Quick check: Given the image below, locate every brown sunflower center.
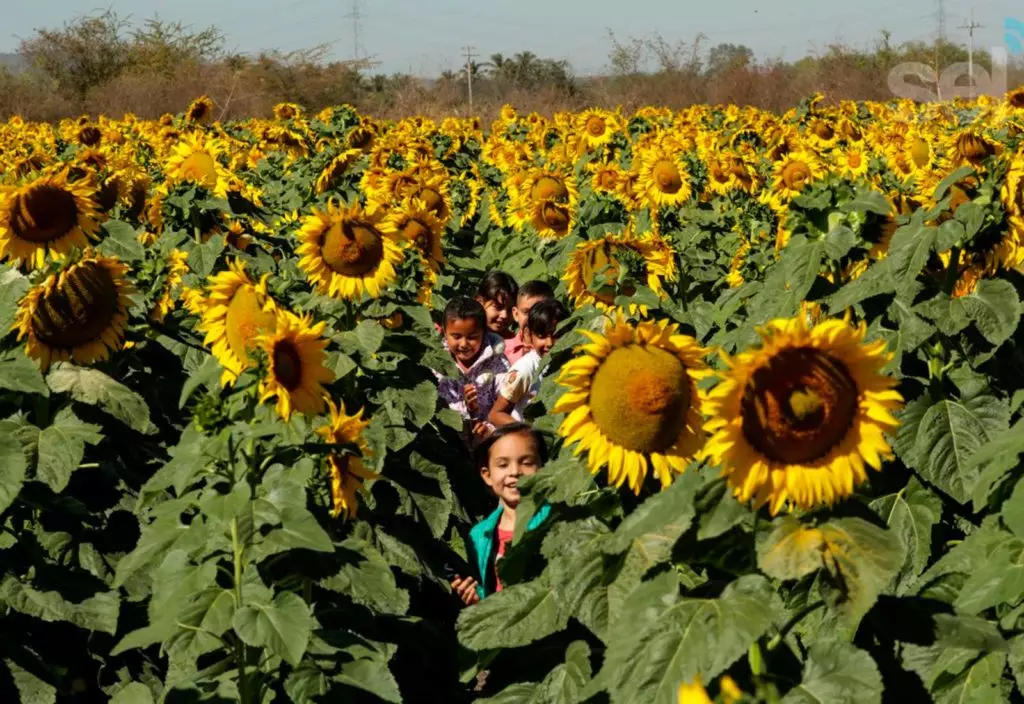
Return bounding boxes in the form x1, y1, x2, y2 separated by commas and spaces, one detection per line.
531, 176, 568, 202
78, 126, 102, 147
348, 127, 374, 150
740, 347, 858, 465
846, 151, 863, 169
538, 201, 570, 233
321, 220, 385, 276
957, 133, 993, 162
1010, 90, 1024, 108
272, 340, 303, 390
595, 170, 618, 190
812, 121, 835, 140
11, 185, 81, 243
781, 160, 811, 190
179, 150, 219, 190
31, 260, 119, 349
588, 345, 690, 453
652, 160, 683, 193
586, 116, 606, 137
225, 286, 276, 363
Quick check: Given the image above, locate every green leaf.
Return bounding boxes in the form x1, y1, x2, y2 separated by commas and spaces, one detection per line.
905, 650, 1006, 703
781, 641, 883, 704
783, 236, 826, 300
758, 518, 903, 629
887, 218, 936, 297
334, 643, 402, 703
911, 395, 1009, 504
46, 364, 155, 434
606, 468, 698, 558
319, 538, 409, 616
0, 267, 30, 335
542, 518, 613, 639
869, 478, 942, 594
97, 220, 145, 261
177, 354, 220, 409
338, 319, 385, 357
0, 431, 27, 516
1002, 478, 1024, 538
843, 189, 893, 216
112, 515, 191, 588
915, 279, 1020, 347
255, 507, 335, 559
602, 573, 781, 704
967, 418, 1024, 470
0, 576, 118, 634
35, 408, 102, 493
953, 536, 1024, 614
825, 260, 896, 311
696, 479, 754, 540
3, 659, 56, 704
494, 641, 592, 704
184, 234, 225, 278
0, 352, 48, 396
457, 577, 566, 651
232, 591, 313, 667
110, 682, 156, 704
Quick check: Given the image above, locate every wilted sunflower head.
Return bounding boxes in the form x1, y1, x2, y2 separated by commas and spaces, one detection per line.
14, 253, 134, 370
186, 96, 215, 124
554, 317, 711, 492
317, 398, 377, 520
704, 316, 903, 514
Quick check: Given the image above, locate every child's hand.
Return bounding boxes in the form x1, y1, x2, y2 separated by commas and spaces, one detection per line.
471, 421, 493, 439
464, 384, 479, 415
450, 576, 480, 605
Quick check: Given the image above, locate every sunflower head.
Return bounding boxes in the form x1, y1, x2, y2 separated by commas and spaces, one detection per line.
704, 316, 904, 514
14, 252, 134, 370
256, 309, 335, 421
317, 398, 377, 520
554, 317, 710, 492
186, 96, 215, 124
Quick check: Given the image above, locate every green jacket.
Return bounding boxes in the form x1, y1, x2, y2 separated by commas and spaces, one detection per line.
467, 503, 552, 600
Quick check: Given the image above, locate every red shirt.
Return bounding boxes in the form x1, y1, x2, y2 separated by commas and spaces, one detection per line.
494, 527, 514, 592
505, 330, 527, 365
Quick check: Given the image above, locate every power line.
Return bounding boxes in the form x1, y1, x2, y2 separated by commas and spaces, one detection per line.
961, 4, 983, 98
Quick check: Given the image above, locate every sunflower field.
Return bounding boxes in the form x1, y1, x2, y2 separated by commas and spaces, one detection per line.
2, 91, 1024, 703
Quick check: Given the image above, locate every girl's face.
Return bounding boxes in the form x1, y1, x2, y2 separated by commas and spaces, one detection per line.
481, 431, 542, 508
444, 317, 484, 365
524, 327, 557, 357
477, 295, 513, 335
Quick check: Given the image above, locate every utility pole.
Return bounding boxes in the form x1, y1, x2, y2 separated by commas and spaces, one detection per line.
346, 0, 363, 62
935, 0, 945, 99
462, 45, 477, 109
961, 6, 983, 99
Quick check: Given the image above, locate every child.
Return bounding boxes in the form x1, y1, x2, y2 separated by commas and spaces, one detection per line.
505, 280, 554, 365
451, 423, 552, 605
489, 298, 570, 428
475, 271, 518, 341
434, 296, 509, 444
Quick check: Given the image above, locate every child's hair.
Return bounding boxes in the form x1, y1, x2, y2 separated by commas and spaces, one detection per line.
525, 298, 570, 339
476, 271, 519, 307
443, 296, 486, 331
518, 280, 554, 303
474, 422, 550, 469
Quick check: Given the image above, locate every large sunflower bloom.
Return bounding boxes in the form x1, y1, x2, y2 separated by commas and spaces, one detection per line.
317, 398, 377, 520
196, 259, 279, 386
13, 253, 134, 370
296, 200, 403, 300
554, 317, 710, 493
0, 170, 103, 270
386, 197, 446, 271
703, 317, 903, 515
636, 147, 694, 209
163, 133, 231, 198
255, 310, 334, 421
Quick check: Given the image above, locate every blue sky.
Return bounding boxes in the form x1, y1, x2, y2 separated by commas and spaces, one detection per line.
3, 0, 1021, 76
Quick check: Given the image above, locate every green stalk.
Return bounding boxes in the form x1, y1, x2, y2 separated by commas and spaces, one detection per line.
232, 518, 249, 704
943, 246, 961, 297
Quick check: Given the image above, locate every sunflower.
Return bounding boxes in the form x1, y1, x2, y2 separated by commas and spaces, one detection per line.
770, 150, 825, 205
703, 316, 903, 515
678, 678, 712, 704
508, 167, 579, 239
149, 249, 190, 323
185, 96, 215, 125
14, 253, 134, 370
163, 133, 231, 198
317, 397, 377, 520
833, 145, 871, 180
386, 198, 446, 271
273, 102, 303, 121
577, 108, 617, 150
0, 170, 103, 270
296, 200, 404, 300
636, 147, 694, 209
563, 229, 676, 314
948, 129, 997, 167
255, 310, 334, 421
553, 317, 710, 493
196, 259, 279, 386
315, 148, 364, 195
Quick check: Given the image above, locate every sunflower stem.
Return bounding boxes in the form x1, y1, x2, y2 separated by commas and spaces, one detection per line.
767, 600, 825, 651
231, 517, 249, 703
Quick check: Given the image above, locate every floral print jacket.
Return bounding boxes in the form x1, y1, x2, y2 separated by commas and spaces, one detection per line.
434, 333, 510, 422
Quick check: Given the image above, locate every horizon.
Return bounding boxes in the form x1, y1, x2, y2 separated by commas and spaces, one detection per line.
3, 0, 1022, 78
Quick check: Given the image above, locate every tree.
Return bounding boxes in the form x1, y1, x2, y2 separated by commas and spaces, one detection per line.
706, 43, 753, 75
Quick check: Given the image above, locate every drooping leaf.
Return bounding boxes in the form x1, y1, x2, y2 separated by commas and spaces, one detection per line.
0, 267, 30, 335
0, 431, 27, 516
869, 478, 942, 593
0, 352, 49, 396
46, 364, 155, 434
0, 576, 118, 634
457, 577, 566, 651
97, 220, 145, 261
34, 408, 102, 493
319, 537, 409, 616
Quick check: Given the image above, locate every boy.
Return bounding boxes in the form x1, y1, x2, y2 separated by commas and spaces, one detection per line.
489, 298, 569, 427
505, 280, 554, 365
434, 297, 509, 444
451, 423, 552, 604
